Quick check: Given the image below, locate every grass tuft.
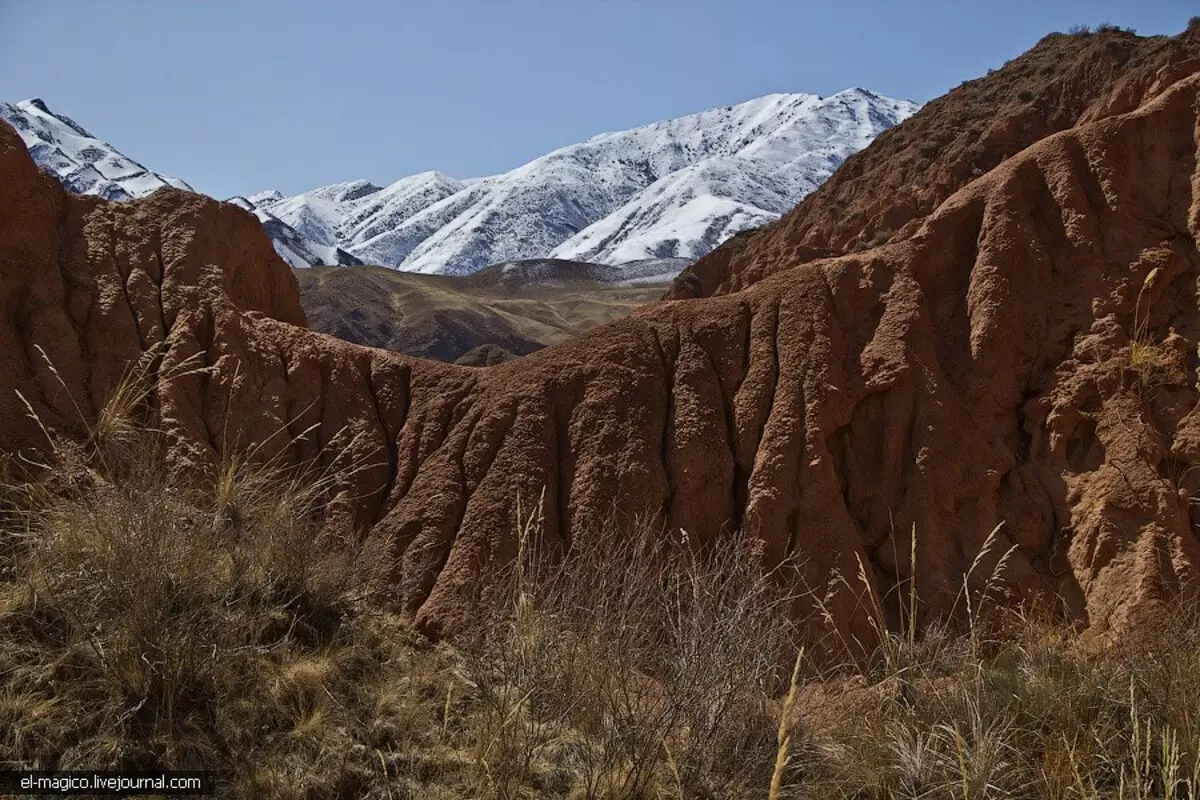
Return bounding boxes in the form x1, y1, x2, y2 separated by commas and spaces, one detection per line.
1126, 266, 1178, 387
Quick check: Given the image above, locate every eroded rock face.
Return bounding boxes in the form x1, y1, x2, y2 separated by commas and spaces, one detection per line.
2, 41, 1199, 645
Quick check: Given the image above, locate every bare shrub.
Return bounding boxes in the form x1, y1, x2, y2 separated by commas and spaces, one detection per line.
466, 504, 802, 798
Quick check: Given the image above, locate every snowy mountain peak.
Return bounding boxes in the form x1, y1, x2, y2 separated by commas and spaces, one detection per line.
0, 98, 361, 269
304, 179, 384, 204
228, 194, 363, 269
24, 98, 91, 138
248, 189, 285, 205
1, 98, 193, 202
248, 168, 469, 265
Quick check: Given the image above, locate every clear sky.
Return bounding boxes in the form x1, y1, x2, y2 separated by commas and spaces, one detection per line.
1, 1, 1194, 199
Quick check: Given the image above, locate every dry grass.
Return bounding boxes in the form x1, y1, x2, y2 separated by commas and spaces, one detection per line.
462, 502, 804, 799
5, 359, 1200, 798
0, 357, 394, 796
0, 357, 801, 798
785, 608, 1200, 799
1126, 266, 1177, 387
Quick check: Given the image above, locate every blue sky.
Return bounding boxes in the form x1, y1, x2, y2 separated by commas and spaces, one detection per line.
1, 1, 1194, 199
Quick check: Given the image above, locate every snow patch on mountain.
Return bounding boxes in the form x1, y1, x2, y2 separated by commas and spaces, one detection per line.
549, 162, 784, 264
256, 172, 467, 265
227, 197, 362, 269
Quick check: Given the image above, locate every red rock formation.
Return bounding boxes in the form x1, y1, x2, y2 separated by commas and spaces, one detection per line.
2, 31, 1199, 646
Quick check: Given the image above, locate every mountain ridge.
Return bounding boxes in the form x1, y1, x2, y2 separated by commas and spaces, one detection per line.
668, 25, 1200, 299
0, 98, 360, 269
0, 98, 193, 201
251, 89, 918, 274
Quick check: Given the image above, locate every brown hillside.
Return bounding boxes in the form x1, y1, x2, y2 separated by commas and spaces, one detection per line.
2, 32, 1199, 647
296, 264, 664, 363
668, 21, 1200, 300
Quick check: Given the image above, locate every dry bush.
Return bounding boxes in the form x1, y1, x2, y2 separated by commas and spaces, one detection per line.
461, 502, 804, 799
1121, 265, 1189, 394
0, 355, 395, 797
780, 539, 1200, 800
0, 350, 616, 798
867, 229, 895, 248
784, 605, 1200, 799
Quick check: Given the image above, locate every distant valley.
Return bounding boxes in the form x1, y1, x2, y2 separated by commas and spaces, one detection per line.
298, 259, 678, 364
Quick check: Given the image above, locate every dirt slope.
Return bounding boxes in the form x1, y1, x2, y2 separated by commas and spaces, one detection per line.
668, 23, 1200, 300
296, 264, 664, 363
2, 31, 1199, 646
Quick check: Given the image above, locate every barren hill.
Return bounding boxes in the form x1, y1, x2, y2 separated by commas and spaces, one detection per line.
668, 23, 1200, 299
2, 24, 1200, 647
296, 262, 667, 363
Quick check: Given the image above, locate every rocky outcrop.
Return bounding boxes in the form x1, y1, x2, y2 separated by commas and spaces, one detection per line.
3, 34, 1200, 646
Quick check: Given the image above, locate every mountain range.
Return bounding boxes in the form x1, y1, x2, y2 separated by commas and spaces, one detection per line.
1, 90, 917, 275
0, 98, 364, 270
247, 90, 918, 274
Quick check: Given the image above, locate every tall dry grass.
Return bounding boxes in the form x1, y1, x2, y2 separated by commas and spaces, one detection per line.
785, 606, 1200, 799
0, 349, 401, 796
459, 498, 805, 798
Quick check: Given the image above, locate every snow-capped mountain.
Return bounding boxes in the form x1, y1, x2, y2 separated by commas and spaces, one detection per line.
0, 98, 193, 201
0, 99, 357, 268
2, 91, 917, 276
253, 173, 466, 267
253, 90, 918, 274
